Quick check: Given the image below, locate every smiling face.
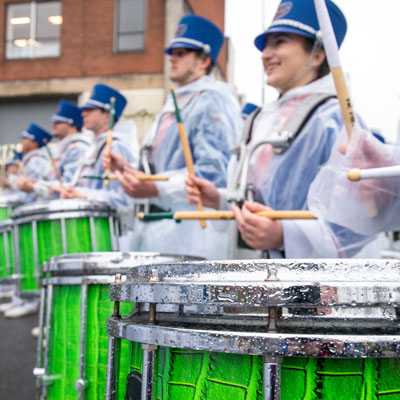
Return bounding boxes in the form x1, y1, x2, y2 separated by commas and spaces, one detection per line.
168, 48, 211, 87
262, 33, 323, 94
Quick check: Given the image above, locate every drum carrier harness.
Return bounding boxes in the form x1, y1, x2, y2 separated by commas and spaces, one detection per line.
228, 93, 337, 205
227, 93, 336, 257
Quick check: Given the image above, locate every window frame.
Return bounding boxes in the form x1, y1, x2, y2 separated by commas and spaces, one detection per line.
113, 0, 147, 53
5, 0, 62, 60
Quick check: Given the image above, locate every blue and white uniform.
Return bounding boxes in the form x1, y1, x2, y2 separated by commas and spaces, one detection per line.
135, 75, 242, 258
16, 148, 51, 203
33, 133, 91, 199
73, 130, 137, 210
222, 75, 372, 258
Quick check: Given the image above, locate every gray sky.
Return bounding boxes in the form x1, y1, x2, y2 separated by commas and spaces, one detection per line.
225, 0, 400, 142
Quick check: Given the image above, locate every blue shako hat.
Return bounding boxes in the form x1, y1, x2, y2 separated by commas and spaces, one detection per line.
20, 123, 52, 147
241, 103, 259, 119
52, 100, 83, 130
81, 84, 127, 120
165, 15, 224, 63
254, 0, 347, 51
7, 151, 23, 166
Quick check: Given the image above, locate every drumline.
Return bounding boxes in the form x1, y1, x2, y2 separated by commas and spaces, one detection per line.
1, 195, 400, 400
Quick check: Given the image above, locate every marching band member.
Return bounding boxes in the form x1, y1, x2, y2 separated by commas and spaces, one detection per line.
17, 100, 90, 199
62, 84, 138, 209
186, 0, 373, 259
102, 15, 242, 258
13, 124, 52, 203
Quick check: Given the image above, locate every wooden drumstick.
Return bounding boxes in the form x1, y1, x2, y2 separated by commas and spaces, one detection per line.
315, 0, 355, 139
50, 186, 87, 199
43, 140, 63, 185
174, 210, 316, 221
171, 88, 206, 229
104, 97, 116, 186
82, 173, 169, 181
137, 210, 316, 221
315, 0, 377, 217
347, 166, 400, 182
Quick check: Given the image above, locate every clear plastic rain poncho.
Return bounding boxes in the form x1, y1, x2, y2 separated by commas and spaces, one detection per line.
33, 133, 91, 199
221, 75, 373, 258
308, 124, 400, 235
14, 148, 52, 203
72, 120, 139, 210
134, 75, 242, 259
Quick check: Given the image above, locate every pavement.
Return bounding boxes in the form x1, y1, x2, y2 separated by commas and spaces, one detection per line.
0, 310, 37, 399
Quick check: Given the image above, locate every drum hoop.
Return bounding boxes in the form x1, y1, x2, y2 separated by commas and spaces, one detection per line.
43, 252, 203, 274
13, 210, 114, 225
106, 316, 400, 359
41, 275, 120, 286
11, 199, 113, 218
110, 282, 400, 308
0, 219, 14, 231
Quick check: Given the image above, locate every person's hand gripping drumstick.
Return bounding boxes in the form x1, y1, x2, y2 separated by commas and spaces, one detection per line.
171, 87, 206, 229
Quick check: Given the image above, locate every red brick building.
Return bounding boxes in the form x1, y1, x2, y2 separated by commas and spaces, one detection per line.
0, 0, 233, 144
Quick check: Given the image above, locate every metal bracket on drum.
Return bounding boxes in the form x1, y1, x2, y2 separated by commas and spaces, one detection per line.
75, 282, 90, 400
264, 355, 283, 400
105, 274, 123, 400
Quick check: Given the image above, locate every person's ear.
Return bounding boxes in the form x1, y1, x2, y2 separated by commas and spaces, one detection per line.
314, 48, 326, 68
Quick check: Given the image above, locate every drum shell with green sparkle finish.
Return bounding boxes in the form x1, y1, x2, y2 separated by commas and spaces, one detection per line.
106, 259, 400, 400
12, 199, 119, 294
35, 252, 203, 400
0, 219, 15, 282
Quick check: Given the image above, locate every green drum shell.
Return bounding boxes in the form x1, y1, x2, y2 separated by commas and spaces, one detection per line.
0, 219, 14, 279
12, 200, 117, 292
121, 347, 400, 400
43, 276, 133, 400
39, 252, 203, 400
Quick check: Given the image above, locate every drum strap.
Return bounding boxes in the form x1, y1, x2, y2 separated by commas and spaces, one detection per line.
238, 93, 337, 149
228, 93, 337, 205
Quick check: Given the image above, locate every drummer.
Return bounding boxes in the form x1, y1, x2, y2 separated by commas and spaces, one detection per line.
101, 15, 242, 258
62, 84, 137, 209
17, 100, 90, 199
186, 0, 373, 259
0, 151, 22, 192
11, 123, 53, 203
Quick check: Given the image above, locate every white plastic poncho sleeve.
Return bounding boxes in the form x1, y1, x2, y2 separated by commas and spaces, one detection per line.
78, 138, 137, 210
16, 151, 52, 203
308, 124, 400, 235
33, 137, 90, 200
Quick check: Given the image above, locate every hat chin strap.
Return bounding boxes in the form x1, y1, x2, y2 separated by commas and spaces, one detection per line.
278, 39, 322, 95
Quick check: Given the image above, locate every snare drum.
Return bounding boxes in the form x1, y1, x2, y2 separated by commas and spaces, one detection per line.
106, 259, 400, 400
35, 252, 202, 400
12, 199, 118, 293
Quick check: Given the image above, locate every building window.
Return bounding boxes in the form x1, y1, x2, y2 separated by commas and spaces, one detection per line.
114, 0, 146, 52
6, 1, 62, 60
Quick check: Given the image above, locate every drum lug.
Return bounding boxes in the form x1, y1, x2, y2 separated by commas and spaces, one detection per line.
263, 355, 282, 400
33, 368, 58, 386
75, 378, 90, 392
141, 343, 158, 400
